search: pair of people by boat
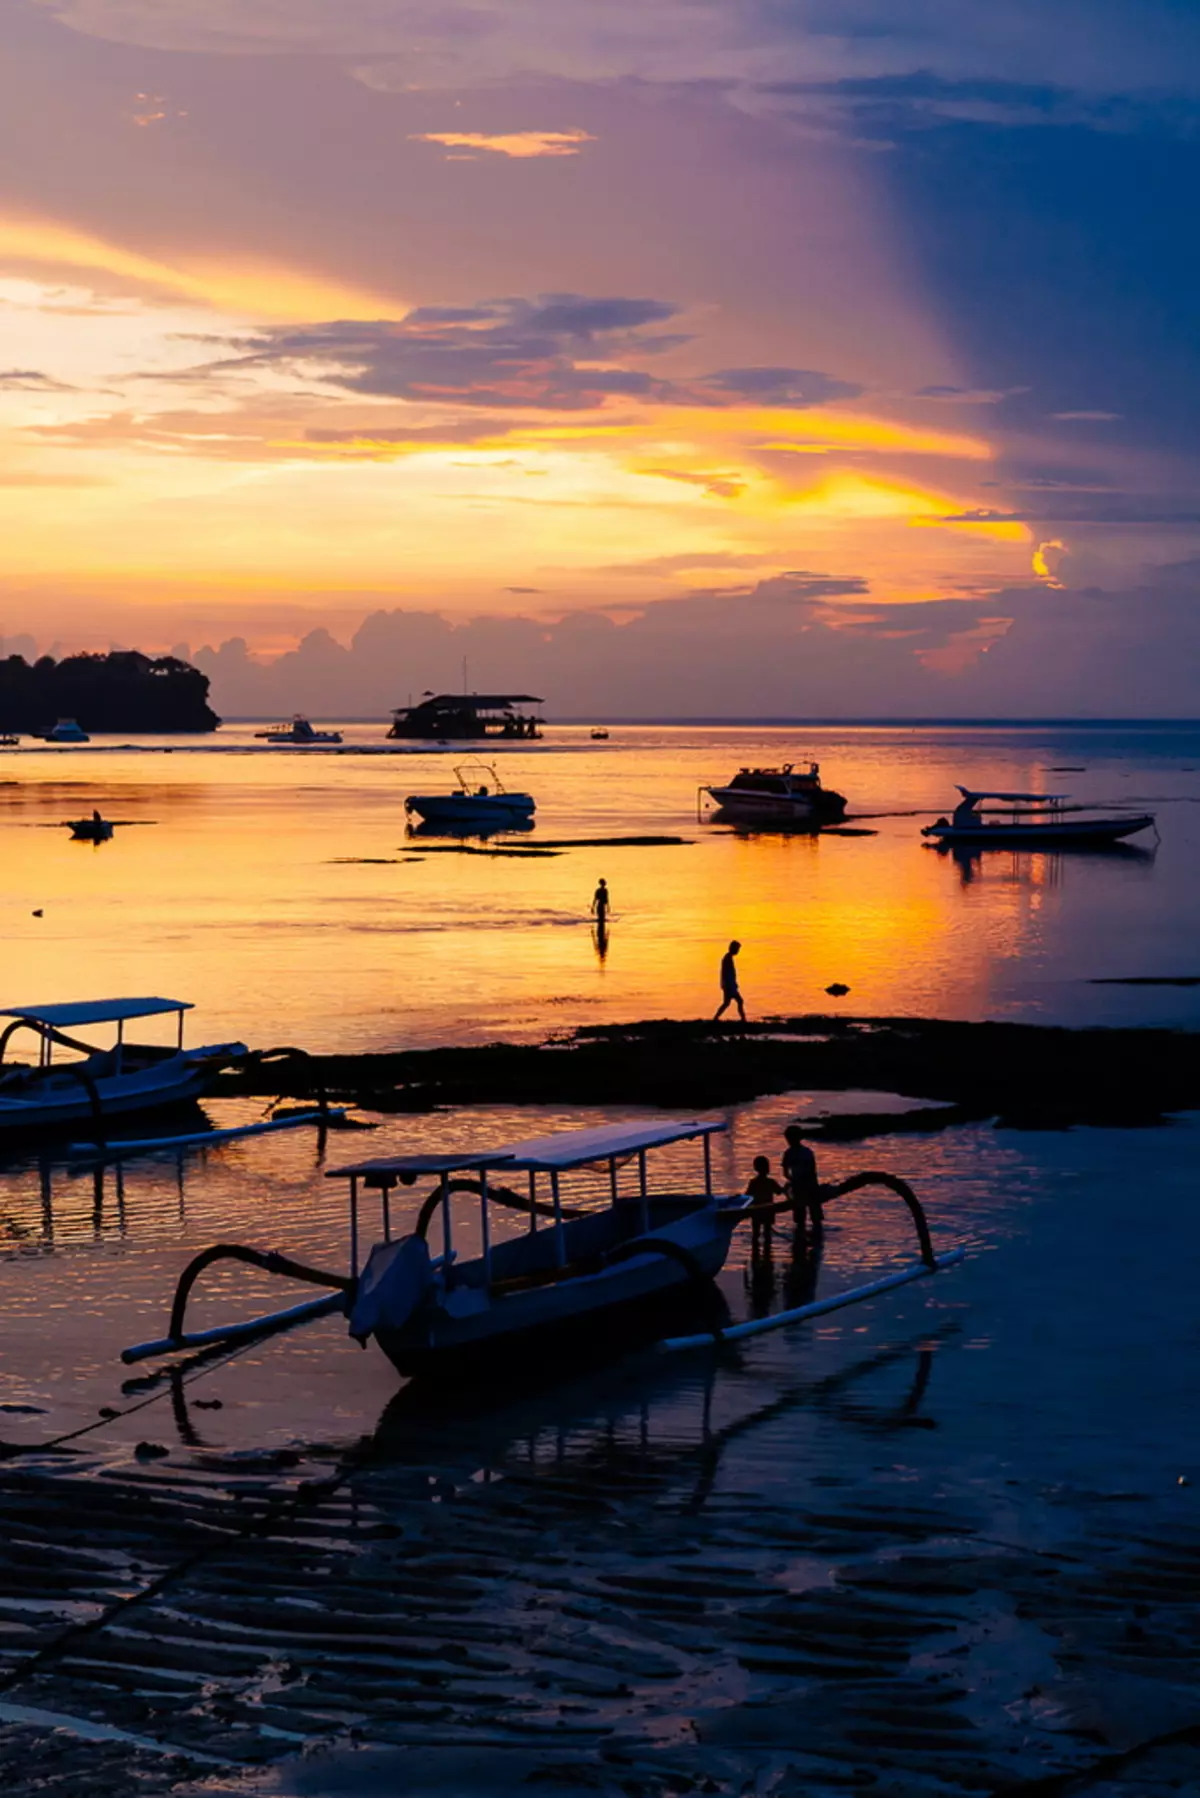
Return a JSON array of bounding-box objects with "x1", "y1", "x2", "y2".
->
[{"x1": 743, "y1": 1125, "x2": 822, "y2": 1255}]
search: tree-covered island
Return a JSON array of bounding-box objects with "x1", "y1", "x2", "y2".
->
[{"x1": 0, "y1": 651, "x2": 220, "y2": 734}]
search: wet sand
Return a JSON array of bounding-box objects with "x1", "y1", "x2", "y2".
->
[{"x1": 1, "y1": 1093, "x2": 1198, "y2": 1796}]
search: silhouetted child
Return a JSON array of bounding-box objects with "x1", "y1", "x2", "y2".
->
[{"x1": 745, "y1": 1154, "x2": 784, "y2": 1257}]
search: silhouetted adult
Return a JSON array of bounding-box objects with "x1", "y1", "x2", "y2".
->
[
  {"x1": 591, "y1": 878, "x2": 610, "y2": 923},
  {"x1": 714, "y1": 940, "x2": 745, "y2": 1022},
  {"x1": 782, "y1": 1125, "x2": 822, "y2": 1235}
]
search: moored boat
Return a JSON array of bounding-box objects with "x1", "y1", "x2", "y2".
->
[
  {"x1": 67, "y1": 811, "x2": 114, "y2": 841},
  {"x1": 701, "y1": 762, "x2": 847, "y2": 827},
  {"x1": 255, "y1": 715, "x2": 343, "y2": 745},
  {"x1": 123, "y1": 1115, "x2": 964, "y2": 1379},
  {"x1": 922, "y1": 788, "x2": 1156, "y2": 848},
  {"x1": 40, "y1": 719, "x2": 90, "y2": 744},
  {"x1": 0, "y1": 998, "x2": 247, "y2": 1135},
  {"x1": 405, "y1": 761, "x2": 535, "y2": 828}
]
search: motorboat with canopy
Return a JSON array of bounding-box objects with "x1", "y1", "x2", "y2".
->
[
  {"x1": 700, "y1": 762, "x2": 847, "y2": 827},
  {"x1": 124, "y1": 1116, "x2": 964, "y2": 1382},
  {"x1": 404, "y1": 761, "x2": 536, "y2": 829},
  {"x1": 0, "y1": 998, "x2": 246, "y2": 1135},
  {"x1": 922, "y1": 787, "x2": 1156, "y2": 848}
]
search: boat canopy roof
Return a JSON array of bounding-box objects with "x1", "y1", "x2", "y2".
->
[
  {"x1": 956, "y1": 786, "x2": 1066, "y2": 803},
  {"x1": 330, "y1": 1117, "x2": 725, "y2": 1181},
  {"x1": 0, "y1": 997, "x2": 192, "y2": 1027}
]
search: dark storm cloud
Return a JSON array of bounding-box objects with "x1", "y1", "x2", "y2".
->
[
  {"x1": 197, "y1": 298, "x2": 860, "y2": 415},
  {"x1": 705, "y1": 367, "x2": 863, "y2": 404}
]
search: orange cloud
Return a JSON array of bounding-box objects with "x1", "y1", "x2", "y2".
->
[
  {"x1": 0, "y1": 216, "x2": 400, "y2": 320},
  {"x1": 409, "y1": 129, "x2": 595, "y2": 159}
]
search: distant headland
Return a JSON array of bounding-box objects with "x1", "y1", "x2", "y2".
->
[{"x1": 0, "y1": 651, "x2": 220, "y2": 734}]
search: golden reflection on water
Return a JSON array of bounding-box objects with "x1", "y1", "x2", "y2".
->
[{"x1": 0, "y1": 723, "x2": 1194, "y2": 1050}]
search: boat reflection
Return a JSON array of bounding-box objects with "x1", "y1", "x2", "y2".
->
[
  {"x1": 404, "y1": 816, "x2": 536, "y2": 842},
  {"x1": 933, "y1": 838, "x2": 1157, "y2": 887}
]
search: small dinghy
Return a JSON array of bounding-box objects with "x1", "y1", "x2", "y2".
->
[
  {"x1": 405, "y1": 760, "x2": 535, "y2": 829},
  {"x1": 922, "y1": 787, "x2": 1156, "y2": 849},
  {"x1": 68, "y1": 810, "x2": 114, "y2": 841},
  {"x1": 124, "y1": 1117, "x2": 964, "y2": 1381}
]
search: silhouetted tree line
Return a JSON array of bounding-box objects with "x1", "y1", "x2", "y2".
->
[{"x1": 0, "y1": 651, "x2": 220, "y2": 733}]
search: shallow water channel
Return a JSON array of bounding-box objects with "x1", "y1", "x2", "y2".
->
[{"x1": 0, "y1": 1094, "x2": 1197, "y2": 1794}]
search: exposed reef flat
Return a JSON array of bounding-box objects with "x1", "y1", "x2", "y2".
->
[{"x1": 219, "y1": 1015, "x2": 1200, "y2": 1131}]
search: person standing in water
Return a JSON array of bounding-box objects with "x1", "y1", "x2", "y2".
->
[
  {"x1": 591, "y1": 878, "x2": 610, "y2": 923},
  {"x1": 782, "y1": 1124, "x2": 822, "y2": 1236},
  {"x1": 714, "y1": 940, "x2": 745, "y2": 1022}
]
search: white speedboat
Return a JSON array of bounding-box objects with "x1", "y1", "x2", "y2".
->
[
  {"x1": 701, "y1": 762, "x2": 847, "y2": 826},
  {"x1": 405, "y1": 762, "x2": 535, "y2": 828},
  {"x1": 0, "y1": 998, "x2": 247, "y2": 1135},
  {"x1": 255, "y1": 715, "x2": 343, "y2": 746},
  {"x1": 922, "y1": 788, "x2": 1156, "y2": 849}
]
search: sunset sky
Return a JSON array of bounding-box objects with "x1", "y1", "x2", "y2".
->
[{"x1": 3, "y1": 0, "x2": 1200, "y2": 712}]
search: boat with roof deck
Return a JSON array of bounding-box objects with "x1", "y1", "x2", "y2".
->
[
  {"x1": 255, "y1": 715, "x2": 343, "y2": 746},
  {"x1": 701, "y1": 762, "x2": 847, "y2": 827},
  {"x1": 388, "y1": 693, "x2": 543, "y2": 741},
  {"x1": 124, "y1": 1116, "x2": 964, "y2": 1381},
  {"x1": 0, "y1": 998, "x2": 246, "y2": 1134},
  {"x1": 922, "y1": 787, "x2": 1156, "y2": 849}
]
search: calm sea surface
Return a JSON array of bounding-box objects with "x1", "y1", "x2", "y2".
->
[
  {"x1": 0, "y1": 724, "x2": 1197, "y2": 1791},
  {"x1": 2, "y1": 720, "x2": 1198, "y2": 1049}
]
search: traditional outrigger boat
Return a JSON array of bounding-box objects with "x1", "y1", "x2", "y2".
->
[
  {"x1": 0, "y1": 998, "x2": 246, "y2": 1136},
  {"x1": 123, "y1": 1117, "x2": 964, "y2": 1380},
  {"x1": 922, "y1": 787, "x2": 1156, "y2": 849}
]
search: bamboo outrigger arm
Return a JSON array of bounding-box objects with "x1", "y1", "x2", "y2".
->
[{"x1": 121, "y1": 1243, "x2": 354, "y2": 1365}]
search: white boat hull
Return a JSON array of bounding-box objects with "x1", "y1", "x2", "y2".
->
[
  {"x1": 406, "y1": 794, "x2": 535, "y2": 825},
  {"x1": 0, "y1": 1043, "x2": 246, "y2": 1133},
  {"x1": 371, "y1": 1196, "x2": 742, "y2": 1379}
]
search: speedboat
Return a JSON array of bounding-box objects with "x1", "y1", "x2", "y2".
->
[
  {"x1": 68, "y1": 813, "x2": 114, "y2": 842},
  {"x1": 43, "y1": 719, "x2": 90, "y2": 744},
  {"x1": 255, "y1": 715, "x2": 343, "y2": 745},
  {"x1": 0, "y1": 998, "x2": 247, "y2": 1136},
  {"x1": 405, "y1": 762, "x2": 536, "y2": 828},
  {"x1": 701, "y1": 762, "x2": 847, "y2": 827},
  {"x1": 922, "y1": 787, "x2": 1156, "y2": 849}
]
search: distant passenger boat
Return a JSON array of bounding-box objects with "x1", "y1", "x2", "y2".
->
[
  {"x1": 41, "y1": 719, "x2": 90, "y2": 744},
  {"x1": 590, "y1": 727, "x2": 610, "y2": 740},
  {"x1": 256, "y1": 715, "x2": 343, "y2": 745},
  {"x1": 405, "y1": 762, "x2": 536, "y2": 829},
  {"x1": 922, "y1": 787, "x2": 1156, "y2": 848},
  {"x1": 701, "y1": 762, "x2": 847, "y2": 827},
  {"x1": 388, "y1": 693, "x2": 543, "y2": 741}
]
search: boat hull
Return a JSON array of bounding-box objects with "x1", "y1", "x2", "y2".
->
[
  {"x1": 373, "y1": 1197, "x2": 742, "y2": 1381},
  {"x1": 405, "y1": 795, "x2": 535, "y2": 825},
  {"x1": 924, "y1": 815, "x2": 1154, "y2": 848},
  {"x1": 0, "y1": 1042, "x2": 246, "y2": 1134}
]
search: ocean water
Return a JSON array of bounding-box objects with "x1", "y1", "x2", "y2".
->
[
  {"x1": 0, "y1": 724, "x2": 1198, "y2": 1789},
  {"x1": 1, "y1": 720, "x2": 1198, "y2": 1050}
]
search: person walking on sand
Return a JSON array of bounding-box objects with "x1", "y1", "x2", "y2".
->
[
  {"x1": 591, "y1": 878, "x2": 610, "y2": 924},
  {"x1": 714, "y1": 940, "x2": 745, "y2": 1022}
]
